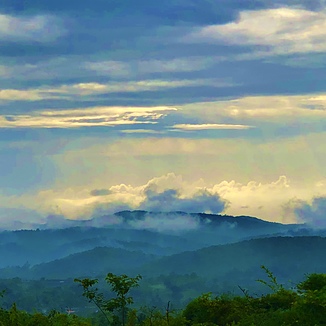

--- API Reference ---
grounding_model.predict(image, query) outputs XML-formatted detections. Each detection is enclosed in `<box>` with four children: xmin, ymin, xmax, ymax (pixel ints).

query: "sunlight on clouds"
<box><xmin>120</xmin><ymin>129</ymin><xmax>162</xmax><ymax>134</ymax></box>
<box><xmin>0</xmin><ymin>79</ymin><xmax>229</xmax><ymax>102</ymax></box>
<box><xmin>59</xmin><ymin>79</ymin><xmax>233</xmax><ymax>94</ymax></box>
<box><xmin>0</xmin><ymin>106</ymin><xmax>176</xmax><ymax>128</ymax></box>
<box><xmin>180</xmin><ymin>93</ymin><xmax>326</xmax><ymax>123</ymax></box>
<box><xmin>0</xmin><ymin>89</ymin><xmax>52</xmax><ymax>101</ymax></box>
<box><xmin>0</xmin><ymin>13</ymin><xmax>65</xmax><ymax>42</ymax></box>
<box><xmin>186</xmin><ymin>7</ymin><xmax>326</xmax><ymax>55</ymax></box>
<box><xmin>171</xmin><ymin>123</ymin><xmax>254</xmax><ymax>130</ymax></box>
<box><xmin>46</xmin><ymin>133</ymin><xmax>326</xmax><ymax>197</ymax></box>
<box><xmin>2</xmin><ymin>91</ymin><xmax>324</xmax><ymax>129</ymax></box>
<box><xmin>1</xmin><ymin>173</ymin><xmax>325</xmax><ymax>223</ymax></box>
<box><xmin>0</xmin><ymin>130</ymin><xmax>325</xmax><ymax>223</ymax></box>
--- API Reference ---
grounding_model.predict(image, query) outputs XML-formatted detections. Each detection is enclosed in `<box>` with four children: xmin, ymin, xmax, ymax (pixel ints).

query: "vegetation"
<box><xmin>75</xmin><ymin>274</ymin><xmax>142</xmax><ymax>325</ymax></box>
<box><xmin>0</xmin><ymin>269</ymin><xmax>324</xmax><ymax>325</ymax></box>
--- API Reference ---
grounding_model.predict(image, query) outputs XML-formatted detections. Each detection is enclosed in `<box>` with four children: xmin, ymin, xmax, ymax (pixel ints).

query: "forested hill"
<box><xmin>139</xmin><ymin>236</ymin><xmax>326</xmax><ymax>282</ymax></box>
<box><xmin>1</xmin><ymin>210</ymin><xmax>321</xmax><ymax>269</ymax></box>
<box><xmin>1</xmin><ymin>236</ymin><xmax>325</xmax><ymax>284</ymax></box>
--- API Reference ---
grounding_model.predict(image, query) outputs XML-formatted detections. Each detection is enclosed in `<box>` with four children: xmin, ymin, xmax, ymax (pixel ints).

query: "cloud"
<box><xmin>85</xmin><ymin>57</ymin><xmax>220</xmax><ymax>77</ymax></box>
<box><xmin>185</xmin><ymin>7</ymin><xmax>326</xmax><ymax>56</ymax></box>
<box><xmin>1</xmin><ymin>172</ymin><xmax>326</xmax><ymax>226</ymax></box>
<box><xmin>0</xmin><ymin>89</ymin><xmax>50</xmax><ymax>101</ymax></box>
<box><xmin>179</xmin><ymin>93</ymin><xmax>326</xmax><ymax>124</ymax></box>
<box><xmin>292</xmin><ymin>196</ymin><xmax>326</xmax><ymax>228</ymax></box>
<box><xmin>84</xmin><ymin>61</ymin><xmax>131</xmax><ymax>77</ymax></box>
<box><xmin>0</xmin><ymin>13</ymin><xmax>65</xmax><ymax>42</ymax></box>
<box><xmin>171</xmin><ymin>123</ymin><xmax>254</xmax><ymax>130</ymax></box>
<box><xmin>90</xmin><ymin>189</ymin><xmax>111</xmax><ymax>196</ymax></box>
<box><xmin>120</xmin><ymin>129</ymin><xmax>162</xmax><ymax>134</ymax></box>
<box><xmin>0</xmin><ymin>78</ymin><xmax>231</xmax><ymax>102</ymax></box>
<box><xmin>0</xmin><ymin>207</ymin><xmax>43</xmax><ymax>230</ymax></box>
<box><xmin>139</xmin><ymin>188</ymin><xmax>227</xmax><ymax>214</ymax></box>
<box><xmin>0</xmin><ymin>106</ymin><xmax>176</xmax><ymax>128</ymax></box>
<box><xmin>126</xmin><ymin>212</ymin><xmax>201</xmax><ymax>232</ymax></box>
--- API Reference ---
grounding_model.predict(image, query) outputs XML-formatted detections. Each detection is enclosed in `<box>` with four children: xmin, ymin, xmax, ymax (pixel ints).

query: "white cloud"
<box><xmin>0</xmin><ymin>13</ymin><xmax>65</xmax><ymax>42</ymax></box>
<box><xmin>63</xmin><ymin>79</ymin><xmax>232</xmax><ymax>94</ymax></box>
<box><xmin>0</xmin><ymin>106</ymin><xmax>176</xmax><ymax>129</ymax></box>
<box><xmin>180</xmin><ymin>93</ymin><xmax>326</xmax><ymax>124</ymax></box>
<box><xmin>1</xmin><ymin>173</ymin><xmax>325</xmax><ymax>224</ymax></box>
<box><xmin>0</xmin><ymin>78</ymin><xmax>231</xmax><ymax>102</ymax></box>
<box><xmin>186</xmin><ymin>7</ymin><xmax>326</xmax><ymax>55</ymax></box>
<box><xmin>0</xmin><ymin>89</ymin><xmax>48</xmax><ymax>101</ymax></box>
<box><xmin>171</xmin><ymin>123</ymin><xmax>254</xmax><ymax>130</ymax></box>
<box><xmin>120</xmin><ymin>129</ymin><xmax>162</xmax><ymax>134</ymax></box>
<box><xmin>85</xmin><ymin>57</ymin><xmax>222</xmax><ymax>77</ymax></box>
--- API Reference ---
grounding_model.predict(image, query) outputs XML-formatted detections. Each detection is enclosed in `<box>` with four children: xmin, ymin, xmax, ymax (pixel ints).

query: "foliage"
<box><xmin>256</xmin><ymin>265</ymin><xmax>283</xmax><ymax>292</ymax></box>
<box><xmin>0</xmin><ymin>304</ymin><xmax>91</xmax><ymax>326</ymax></box>
<box><xmin>0</xmin><ymin>269</ymin><xmax>325</xmax><ymax>325</ymax></box>
<box><xmin>75</xmin><ymin>273</ymin><xmax>142</xmax><ymax>325</ymax></box>
<box><xmin>182</xmin><ymin>267</ymin><xmax>326</xmax><ymax>326</ymax></box>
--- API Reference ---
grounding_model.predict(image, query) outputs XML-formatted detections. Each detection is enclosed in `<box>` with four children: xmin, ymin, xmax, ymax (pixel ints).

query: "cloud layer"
<box><xmin>187</xmin><ymin>7</ymin><xmax>326</xmax><ymax>56</ymax></box>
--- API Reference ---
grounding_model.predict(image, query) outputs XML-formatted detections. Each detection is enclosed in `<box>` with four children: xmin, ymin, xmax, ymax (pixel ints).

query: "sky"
<box><xmin>0</xmin><ymin>0</ymin><xmax>326</xmax><ymax>229</ymax></box>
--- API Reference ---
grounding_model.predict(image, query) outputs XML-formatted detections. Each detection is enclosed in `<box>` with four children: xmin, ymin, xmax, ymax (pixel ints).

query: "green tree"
<box><xmin>105</xmin><ymin>273</ymin><xmax>142</xmax><ymax>326</ymax></box>
<box><xmin>294</xmin><ymin>273</ymin><xmax>326</xmax><ymax>325</ymax></box>
<box><xmin>75</xmin><ymin>273</ymin><xmax>142</xmax><ymax>326</ymax></box>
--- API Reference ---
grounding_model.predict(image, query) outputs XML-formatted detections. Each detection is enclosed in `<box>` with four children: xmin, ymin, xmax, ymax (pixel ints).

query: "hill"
<box><xmin>140</xmin><ymin>236</ymin><xmax>326</xmax><ymax>285</ymax></box>
<box><xmin>0</xmin><ymin>210</ymin><xmax>314</xmax><ymax>269</ymax></box>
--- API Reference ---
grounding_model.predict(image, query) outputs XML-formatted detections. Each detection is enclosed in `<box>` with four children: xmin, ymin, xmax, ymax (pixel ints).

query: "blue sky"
<box><xmin>0</xmin><ymin>0</ymin><xmax>326</xmax><ymax>229</ymax></box>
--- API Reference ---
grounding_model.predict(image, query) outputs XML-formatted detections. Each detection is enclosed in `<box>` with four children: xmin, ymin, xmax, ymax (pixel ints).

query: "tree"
<box><xmin>75</xmin><ymin>273</ymin><xmax>142</xmax><ymax>326</ymax></box>
<box><xmin>105</xmin><ymin>273</ymin><xmax>142</xmax><ymax>326</ymax></box>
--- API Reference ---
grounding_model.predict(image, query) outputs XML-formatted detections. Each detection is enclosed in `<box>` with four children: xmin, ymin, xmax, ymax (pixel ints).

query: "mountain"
<box><xmin>139</xmin><ymin>236</ymin><xmax>326</xmax><ymax>282</ymax></box>
<box><xmin>30</xmin><ymin>247</ymin><xmax>155</xmax><ymax>279</ymax></box>
<box><xmin>1</xmin><ymin>236</ymin><xmax>325</xmax><ymax>284</ymax></box>
<box><xmin>0</xmin><ymin>210</ymin><xmax>322</xmax><ymax>269</ymax></box>
<box><xmin>0</xmin><ymin>232</ymin><xmax>325</xmax><ymax>311</ymax></box>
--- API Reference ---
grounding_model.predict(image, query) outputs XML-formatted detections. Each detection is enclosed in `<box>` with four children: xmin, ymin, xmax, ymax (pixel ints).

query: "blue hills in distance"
<box><xmin>0</xmin><ymin>210</ymin><xmax>325</xmax><ymax>310</ymax></box>
<box><xmin>0</xmin><ymin>210</ymin><xmax>324</xmax><ymax>271</ymax></box>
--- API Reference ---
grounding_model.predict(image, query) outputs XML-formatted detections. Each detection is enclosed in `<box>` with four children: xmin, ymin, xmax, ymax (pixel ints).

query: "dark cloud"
<box><xmin>294</xmin><ymin>197</ymin><xmax>326</xmax><ymax>228</ymax></box>
<box><xmin>139</xmin><ymin>188</ymin><xmax>226</xmax><ymax>214</ymax></box>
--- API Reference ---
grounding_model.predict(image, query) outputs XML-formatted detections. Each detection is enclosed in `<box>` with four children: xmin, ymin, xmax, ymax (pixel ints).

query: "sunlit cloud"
<box><xmin>171</xmin><ymin>123</ymin><xmax>254</xmax><ymax>130</ymax></box>
<box><xmin>186</xmin><ymin>7</ymin><xmax>326</xmax><ymax>56</ymax></box>
<box><xmin>0</xmin><ymin>106</ymin><xmax>176</xmax><ymax>128</ymax></box>
<box><xmin>120</xmin><ymin>129</ymin><xmax>162</xmax><ymax>134</ymax></box>
<box><xmin>0</xmin><ymin>78</ymin><xmax>231</xmax><ymax>102</ymax></box>
<box><xmin>180</xmin><ymin>93</ymin><xmax>326</xmax><ymax>124</ymax></box>
<box><xmin>1</xmin><ymin>173</ymin><xmax>325</xmax><ymax>225</ymax></box>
